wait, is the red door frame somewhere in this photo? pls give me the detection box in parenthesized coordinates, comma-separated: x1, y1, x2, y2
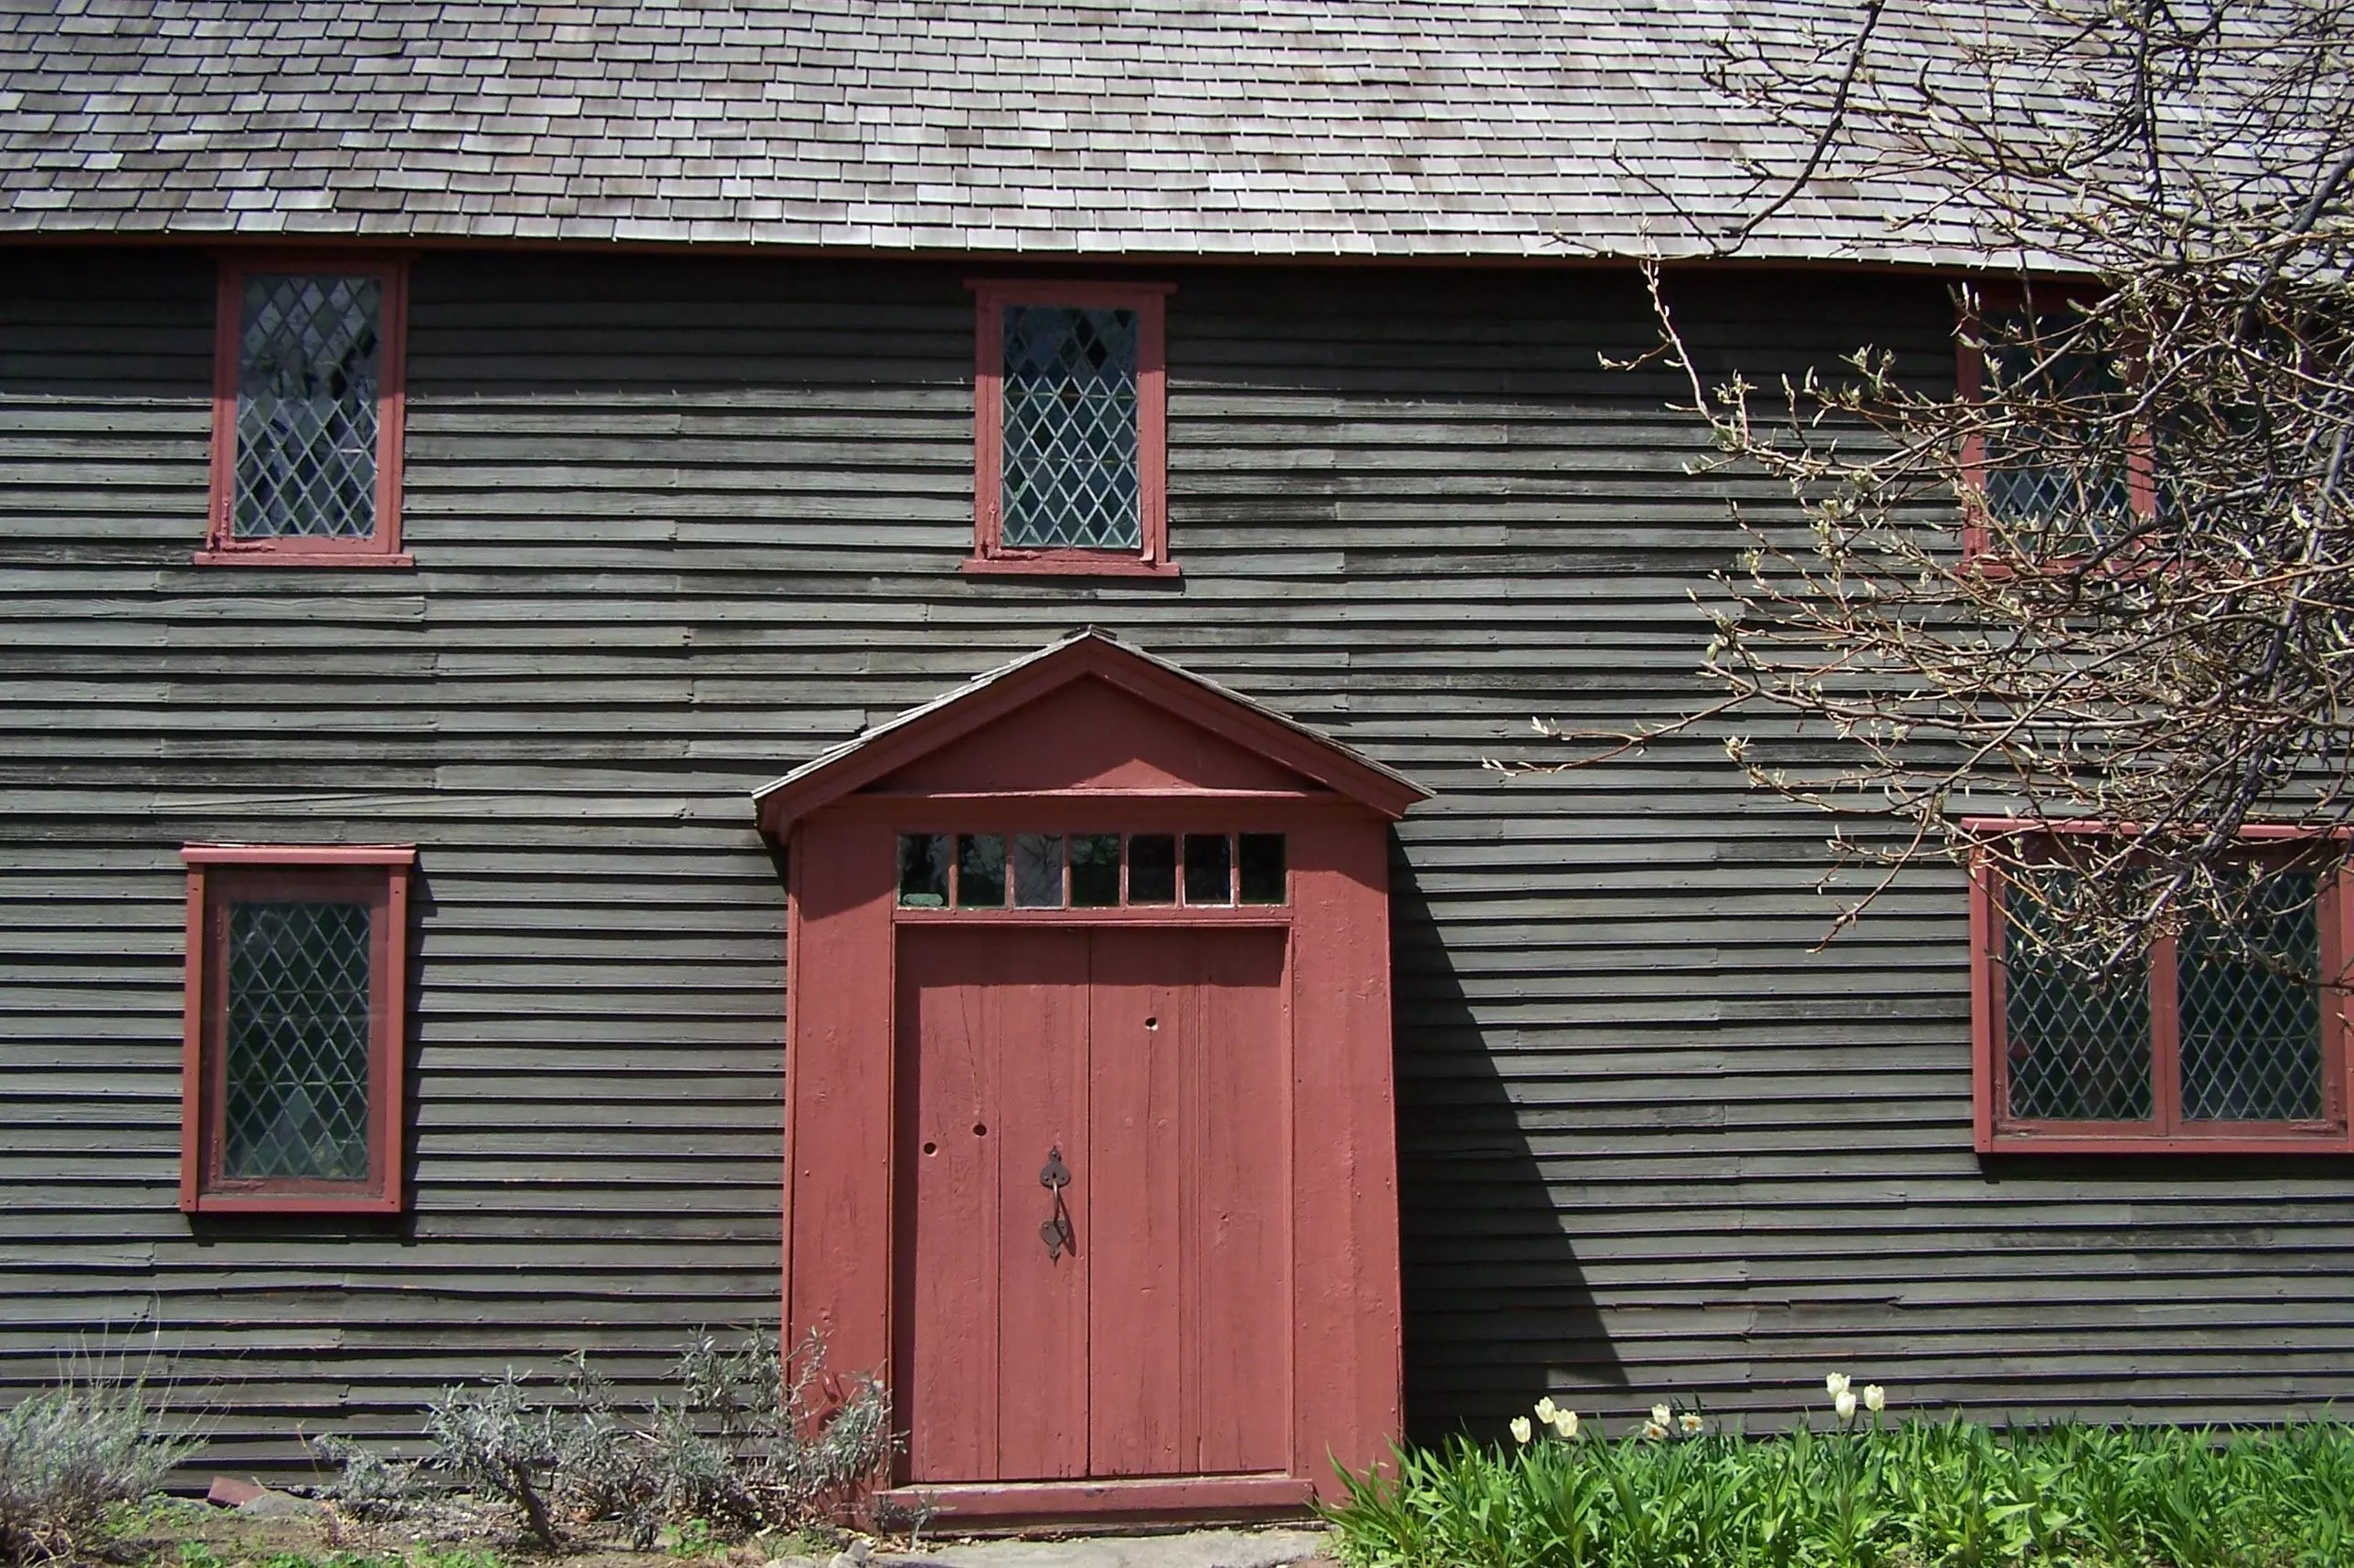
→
(758, 633, 1425, 1525)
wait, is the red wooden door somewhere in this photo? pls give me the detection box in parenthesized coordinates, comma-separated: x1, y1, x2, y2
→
(896, 925, 1289, 1484)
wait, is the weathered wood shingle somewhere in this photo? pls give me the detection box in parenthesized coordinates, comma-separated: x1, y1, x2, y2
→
(0, 0, 2001, 263)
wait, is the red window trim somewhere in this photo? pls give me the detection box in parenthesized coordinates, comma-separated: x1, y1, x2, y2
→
(179, 844, 415, 1213)
(1956, 281, 2156, 571)
(199, 253, 414, 569)
(1967, 819, 2354, 1154)
(965, 280, 1174, 578)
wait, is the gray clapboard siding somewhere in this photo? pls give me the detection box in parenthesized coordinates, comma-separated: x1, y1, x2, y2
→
(2, 244, 2350, 1482)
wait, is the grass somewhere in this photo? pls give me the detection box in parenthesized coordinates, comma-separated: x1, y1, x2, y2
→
(1324, 1398, 2354, 1568)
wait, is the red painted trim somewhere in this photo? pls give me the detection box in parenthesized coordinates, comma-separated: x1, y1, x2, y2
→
(200, 253, 411, 568)
(959, 555, 1182, 578)
(1967, 821, 2354, 1155)
(969, 280, 1171, 576)
(756, 636, 1426, 835)
(177, 847, 414, 1213)
(874, 1474, 1313, 1524)
(182, 844, 418, 866)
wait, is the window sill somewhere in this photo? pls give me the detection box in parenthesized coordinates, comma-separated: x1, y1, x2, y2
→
(1981, 1128, 2354, 1155)
(192, 549, 415, 569)
(181, 1190, 404, 1215)
(961, 554, 1180, 579)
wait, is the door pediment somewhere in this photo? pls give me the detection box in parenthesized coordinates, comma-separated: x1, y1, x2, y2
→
(753, 629, 1426, 834)
(869, 675, 1320, 798)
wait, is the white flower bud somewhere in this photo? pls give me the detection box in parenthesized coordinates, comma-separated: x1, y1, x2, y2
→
(1511, 1416, 1532, 1445)
(1863, 1384, 1885, 1414)
(1834, 1390, 1859, 1420)
(1651, 1403, 1672, 1428)
(1825, 1372, 1850, 1397)
(1535, 1396, 1559, 1424)
(1553, 1410, 1578, 1439)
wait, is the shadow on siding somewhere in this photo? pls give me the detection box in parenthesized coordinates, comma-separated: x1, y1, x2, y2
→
(1390, 847, 1629, 1451)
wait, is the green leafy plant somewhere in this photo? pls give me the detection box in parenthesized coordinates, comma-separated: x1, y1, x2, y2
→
(1326, 1375, 2354, 1568)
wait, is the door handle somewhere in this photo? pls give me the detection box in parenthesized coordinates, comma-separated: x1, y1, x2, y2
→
(1040, 1145, 1075, 1260)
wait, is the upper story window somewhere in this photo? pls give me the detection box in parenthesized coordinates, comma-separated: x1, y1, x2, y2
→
(1971, 830, 2354, 1153)
(966, 281, 1172, 577)
(1959, 296, 2152, 567)
(180, 846, 414, 1213)
(200, 257, 411, 567)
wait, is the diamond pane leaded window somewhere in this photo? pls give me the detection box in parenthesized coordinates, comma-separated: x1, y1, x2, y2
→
(2179, 874, 2324, 1121)
(1978, 318, 2136, 552)
(1979, 838, 2350, 1150)
(2002, 878, 2154, 1122)
(234, 273, 384, 540)
(224, 900, 374, 1180)
(1001, 305, 1142, 550)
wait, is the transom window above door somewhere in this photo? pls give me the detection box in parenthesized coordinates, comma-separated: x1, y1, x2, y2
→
(965, 281, 1172, 578)
(898, 832, 1285, 910)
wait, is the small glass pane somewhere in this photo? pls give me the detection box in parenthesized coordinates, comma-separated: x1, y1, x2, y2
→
(224, 900, 373, 1181)
(1014, 834, 1066, 908)
(2003, 875, 2153, 1122)
(1183, 834, 1234, 906)
(2179, 874, 2324, 1121)
(897, 834, 950, 907)
(1001, 304, 1142, 551)
(1128, 834, 1177, 905)
(1070, 835, 1122, 907)
(957, 835, 1007, 909)
(1238, 834, 1287, 905)
(236, 273, 383, 540)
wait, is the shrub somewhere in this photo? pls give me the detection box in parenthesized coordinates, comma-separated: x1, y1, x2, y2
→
(0, 1374, 199, 1563)
(1326, 1379, 2354, 1568)
(409, 1329, 896, 1549)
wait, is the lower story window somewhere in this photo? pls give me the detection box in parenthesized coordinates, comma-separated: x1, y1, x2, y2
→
(1974, 834, 2354, 1152)
(181, 846, 413, 1212)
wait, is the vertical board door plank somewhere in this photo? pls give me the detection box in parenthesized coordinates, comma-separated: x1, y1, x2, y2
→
(990, 928, 1092, 1479)
(898, 928, 1002, 1482)
(1086, 929, 1186, 1477)
(1187, 927, 1292, 1473)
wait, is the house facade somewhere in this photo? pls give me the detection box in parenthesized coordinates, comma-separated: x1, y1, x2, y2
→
(4, 1, 2352, 1516)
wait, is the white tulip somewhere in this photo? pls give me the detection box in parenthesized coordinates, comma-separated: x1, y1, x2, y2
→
(1834, 1390, 1859, 1420)
(1553, 1410, 1578, 1438)
(1511, 1416, 1532, 1445)
(1535, 1395, 1560, 1424)
(1863, 1384, 1886, 1414)
(1825, 1372, 1850, 1397)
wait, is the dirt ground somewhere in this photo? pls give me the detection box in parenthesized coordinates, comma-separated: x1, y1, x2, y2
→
(112, 1496, 869, 1568)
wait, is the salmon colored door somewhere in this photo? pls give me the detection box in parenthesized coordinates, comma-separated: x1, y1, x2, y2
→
(896, 925, 1290, 1485)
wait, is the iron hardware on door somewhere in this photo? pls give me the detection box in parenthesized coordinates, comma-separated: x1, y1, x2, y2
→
(1039, 1145, 1076, 1260)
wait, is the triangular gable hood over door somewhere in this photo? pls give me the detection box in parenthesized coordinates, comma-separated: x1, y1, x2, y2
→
(750, 627, 1427, 838)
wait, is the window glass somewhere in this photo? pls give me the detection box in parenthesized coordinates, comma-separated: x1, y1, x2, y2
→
(1001, 305, 1141, 550)
(897, 834, 951, 907)
(957, 834, 1008, 909)
(2002, 875, 2153, 1121)
(2179, 873, 2323, 1120)
(1238, 834, 1287, 905)
(236, 274, 383, 540)
(1980, 312, 2132, 545)
(1069, 835, 1122, 906)
(1013, 833, 1065, 908)
(1183, 834, 1233, 906)
(224, 900, 373, 1180)
(1126, 834, 1177, 905)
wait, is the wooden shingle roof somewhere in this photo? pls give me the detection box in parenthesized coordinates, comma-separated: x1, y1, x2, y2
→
(0, 0, 2009, 264)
